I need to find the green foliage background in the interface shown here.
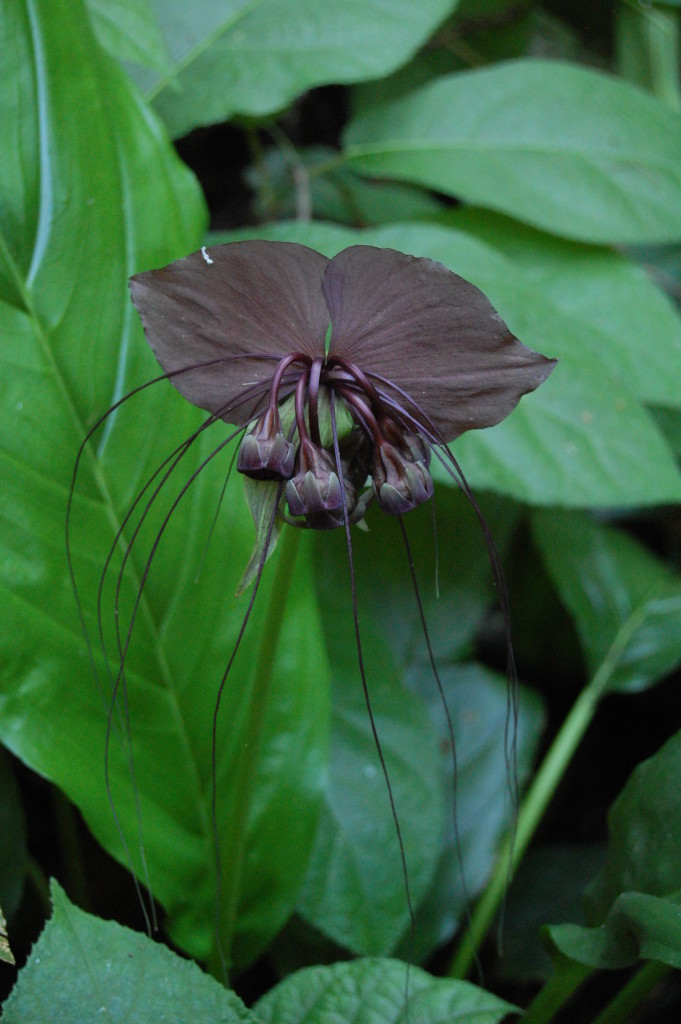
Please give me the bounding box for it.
[2,1,681,1020]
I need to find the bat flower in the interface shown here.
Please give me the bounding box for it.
[129,241,556,531]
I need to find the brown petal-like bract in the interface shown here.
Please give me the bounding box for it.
[323,245,556,440]
[129,240,330,424]
[130,240,555,440]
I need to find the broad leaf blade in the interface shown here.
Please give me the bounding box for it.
[2,882,253,1023]
[299,516,446,956]
[446,208,681,410]
[532,510,681,693]
[549,891,681,970]
[549,729,681,968]
[588,728,681,919]
[343,60,681,244]
[86,0,171,72]
[255,957,516,1024]
[134,0,461,137]
[399,664,545,962]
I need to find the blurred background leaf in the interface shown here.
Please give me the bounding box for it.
[115,0,462,137]
[343,60,681,243]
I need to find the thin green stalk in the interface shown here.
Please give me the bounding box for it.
[591,961,671,1024]
[522,957,593,1024]
[449,604,650,979]
[211,525,301,974]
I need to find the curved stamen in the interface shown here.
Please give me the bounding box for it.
[307,356,324,448]
[334,385,384,449]
[267,352,312,411]
[325,355,383,412]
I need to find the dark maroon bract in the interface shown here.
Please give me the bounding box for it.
[130,241,555,528]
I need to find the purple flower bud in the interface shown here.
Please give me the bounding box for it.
[286,441,343,526]
[237,407,295,480]
[372,441,434,515]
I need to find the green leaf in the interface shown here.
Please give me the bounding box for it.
[445,209,681,410]
[296,490,541,961]
[532,510,681,693]
[2,881,253,1023]
[398,663,545,962]
[86,0,171,73]
[298,515,446,956]
[548,728,681,968]
[588,728,681,920]
[214,219,681,507]
[343,60,681,244]
[500,843,605,982]
[133,0,461,138]
[0,1,328,972]
[548,891,681,970]
[255,957,517,1024]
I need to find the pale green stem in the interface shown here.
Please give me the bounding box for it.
[522,957,593,1024]
[209,525,301,977]
[591,961,671,1024]
[449,603,650,980]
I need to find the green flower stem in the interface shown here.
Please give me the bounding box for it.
[521,957,593,1024]
[449,603,650,980]
[590,961,671,1024]
[211,524,301,976]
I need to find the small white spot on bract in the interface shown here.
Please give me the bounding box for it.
[201,245,214,265]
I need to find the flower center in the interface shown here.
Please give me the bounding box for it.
[236,352,434,528]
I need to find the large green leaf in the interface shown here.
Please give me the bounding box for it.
[255,957,516,1024]
[398,663,545,962]
[2,882,253,1023]
[0,0,329,971]
[343,60,681,244]
[548,729,681,968]
[587,728,681,920]
[549,891,681,970]
[87,0,170,72]
[214,220,681,507]
[127,0,460,138]
[293,489,542,962]
[532,511,681,693]
[298,512,448,956]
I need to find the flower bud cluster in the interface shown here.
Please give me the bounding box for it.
[236,354,433,529]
